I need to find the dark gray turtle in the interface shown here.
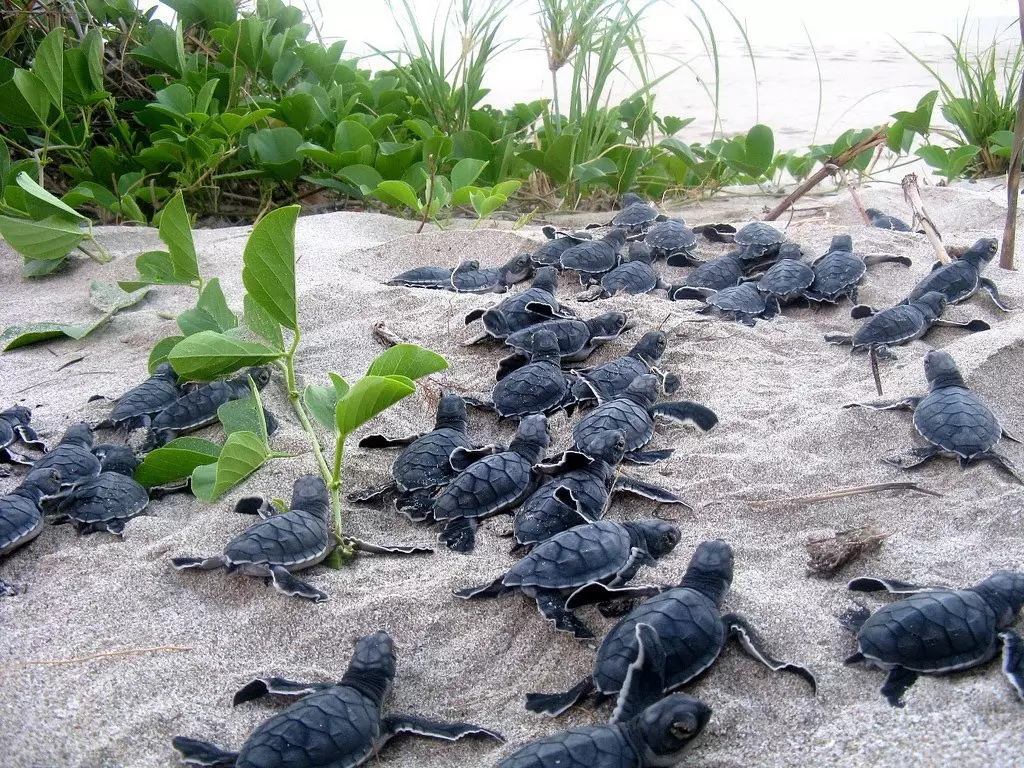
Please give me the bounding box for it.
[577,243,671,301]
[347,395,493,521]
[456,518,681,639]
[499,694,711,768]
[846,349,1022,481]
[756,257,815,305]
[173,630,503,768]
[906,237,1010,311]
[512,431,686,552]
[31,422,101,487]
[498,311,632,377]
[611,193,659,236]
[841,571,1024,707]
[733,221,785,261]
[804,235,911,304]
[573,374,717,465]
[668,250,745,294]
[147,367,272,448]
[560,229,628,279]
[866,207,911,232]
[531,226,591,269]
[0,406,45,465]
[571,330,680,408]
[430,414,549,553]
[645,218,700,266]
[46,446,149,536]
[825,291,989,356]
[0,468,62,596]
[450,253,535,293]
[466,331,576,420]
[526,540,816,719]
[386,265,454,289]
[173,476,430,602]
[95,362,182,430]
[670,282,780,326]
[464,267,575,344]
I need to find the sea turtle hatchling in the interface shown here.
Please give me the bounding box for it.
[576,242,672,302]
[47,446,149,536]
[732,221,785,261]
[464,267,575,344]
[0,406,46,465]
[497,311,632,378]
[571,330,680,408]
[866,207,911,232]
[645,218,700,265]
[560,229,628,280]
[499,694,712,768]
[429,414,550,553]
[531,227,592,269]
[449,253,535,293]
[845,349,1022,481]
[756,256,815,306]
[668,250,745,294]
[906,237,1011,311]
[525,539,817,720]
[0,468,62,596]
[386,265,455,290]
[31,422,101,487]
[670,282,780,326]
[456,518,681,639]
[94,362,182,430]
[804,235,911,305]
[172,476,430,602]
[841,571,1024,707]
[611,193,660,236]
[573,374,717,465]
[172,630,503,767]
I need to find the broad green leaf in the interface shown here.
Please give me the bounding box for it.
[168,330,283,380]
[335,374,415,439]
[149,335,185,372]
[17,172,88,222]
[159,191,200,282]
[248,127,304,180]
[302,373,350,431]
[743,124,775,176]
[451,129,493,161]
[338,164,383,195]
[133,250,183,285]
[218,398,264,439]
[573,157,617,184]
[492,180,521,198]
[191,431,270,501]
[88,281,151,313]
[451,158,487,191]
[12,70,51,125]
[471,192,505,220]
[0,215,84,262]
[151,82,193,119]
[373,180,421,212]
[0,137,9,200]
[0,321,96,351]
[367,344,447,379]
[134,436,221,487]
[334,120,375,153]
[33,28,64,112]
[243,293,285,350]
[242,205,299,331]
[21,257,65,278]
[177,278,238,336]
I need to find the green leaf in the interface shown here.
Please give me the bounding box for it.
[243,293,284,350]
[88,281,150,313]
[248,127,304,180]
[149,335,184,372]
[134,436,221,488]
[334,120,375,153]
[302,373,349,431]
[743,124,775,176]
[451,158,487,191]
[373,180,421,212]
[0,137,8,200]
[21,257,65,278]
[218,398,264,438]
[0,215,84,262]
[133,250,182,285]
[16,172,88,222]
[471,192,505,220]
[167,331,283,380]
[12,69,51,125]
[367,344,447,379]
[242,205,299,332]
[335,374,415,439]
[33,28,64,112]
[191,431,270,501]
[572,157,617,184]
[451,130,493,161]
[177,278,238,336]
[0,321,96,351]
[159,191,200,283]
[338,164,383,195]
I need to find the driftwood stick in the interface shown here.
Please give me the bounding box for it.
[10,645,192,669]
[901,173,948,264]
[747,482,941,508]
[848,184,870,224]
[764,126,889,222]
[999,0,1024,270]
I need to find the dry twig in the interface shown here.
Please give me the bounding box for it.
[10,645,192,670]
[901,174,948,264]
[999,0,1024,270]
[806,526,891,579]
[747,481,941,509]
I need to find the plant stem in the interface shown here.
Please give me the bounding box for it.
[999,0,1024,270]
[331,434,345,534]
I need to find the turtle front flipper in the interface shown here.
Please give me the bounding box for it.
[824,333,853,346]
[439,516,479,553]
[358,433,424,448]
[979,277,1013,311]
[449,445,503,472]
[534,589,595,639]
[723,613,817,693]
[850,304,878,319]
[233,496,275,518]
[931,318,991,333]
[880,666,919,707]
[0,578,18,597]
[382,713,504,744]
[497,352,530,380]
[846,576,936,594]
[347,482,398,503]
[973,450,1024,483]
[651,401,718,432]
[171,736,239,766]
[454,575,507,599]
[624,448,674,465]
[524,677,595,716]
[864,254,912,268]
[344,537,433,555]
[171,555,228,570]
[564,581,665,610]
[461,396,496,413]
[268,565,328,602]
[612,476,689,507]
[999,630,1024,699]
[882,445,940,470]
[232,676,334,706]
[610,623,666,723]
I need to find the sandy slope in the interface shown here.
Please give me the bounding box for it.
[1,181,1022,767]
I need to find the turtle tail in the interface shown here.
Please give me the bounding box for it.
[171,736,239,766]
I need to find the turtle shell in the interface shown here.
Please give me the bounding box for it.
[809,251,866,301]
[907,260,980,305]
[708,282,767,313]
[573,399,653,454]
[682,253,744,290]
[451,263,504,293]
[533,233,588,268]
[734,222,784,247]
[32,445,101,486]
[498,723,636,768]
[645,219,698,257]
[560,239,619,275]
[492,362,570,418]
[506,319,592,357]
[223,510,332,570]
[392,427,472,491]
[601,261,659,295]
[756,259,814,301]
[505,520,638,591]
[612,201,659,231]
[52,472,149,530]
[594,587,726,695]
[482,286,564,339]
[0,419,14,452]
[108,366,181,428]
[513,470,613,546]
[851,304,927,348]
[387,266,454,289]
[431,452,534,522]
[573,356,649,405]
[151,378,252,432]
[912,387,1001,459]
[857,589,998,673]
[0,494,44,556]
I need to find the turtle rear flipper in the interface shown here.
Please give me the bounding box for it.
[395,489,437,521]
[524,677,595,716]
[837,604,872,632]
[267,565,327,602]
[846,576,937,594]
[625,448,674,465]
[383,713,504,744]
[973,450,1024,483]
[668,286,712,302]
[651,401,718,432]
[999,630,1024,699]
[881,666,919,707]
[610,623,666,723]
[612,476,688,506]
[534,589,595,639]
[171,736,239,767]
[440,516,479,553]
[358,433,423,449]
[232,676,334,706]
[344,537,433,555]
[454,575,507,599]
[347,482,398,503]
[461,396,496,413]
[979,277,1012,311]
[723,613,817,693]
[171,555,227,570]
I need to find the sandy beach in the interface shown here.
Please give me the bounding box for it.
[1,180,1023,767]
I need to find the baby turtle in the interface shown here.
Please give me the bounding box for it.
[94,362,182,430]
[670,282,780,326]
[668,250,746,294]
[842,571,1024,707]
[512,431,685,552]
[47,446,149,536]
[560,229,628,279]
[498,311,632,377]
[825,291,988,356]
[756,257,815,305]
[430,414,550,553]
[499,694,711,768]
[147,367,272,448]
[526,540,816,719]
[466,331,576,420]
[577,243,671,301]
[173,630,503,767]
[457,518,680,639]
[906,237,1010,311]
[31,422,101,487]
[571,330,680,408]
[611,193,660,236]
[0,406,45,465]
[866,207,911,232]
[387,264,454,289]
[464,267,574,344]
[450,253,535,293]
[531,227,591,269]
[0,468,62,596]
[645,218,700,265]
[805,235,911,304]
[733,221,785,260]
[846,349,1022,481]
[573,374,717,465]
[173,476,430,602]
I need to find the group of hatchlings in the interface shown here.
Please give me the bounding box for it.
[0,193,1022,767]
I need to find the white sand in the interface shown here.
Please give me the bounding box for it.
[1,182,1023,767]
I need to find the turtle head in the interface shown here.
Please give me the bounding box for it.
[973,571,1024,627]
[626,241,653,264]
[604,228,628,250]
[777,242,803,260]
[632,693,712,762]
[829,235,853,253]
[246,367,272,390]
[585,311,631,340]
[21,467,62,500]
[624,374,660,408]
[532,266,559,294]
[578,429,627,465]
[455,259,481,272]
[864,207,884,221]
[501,252,535,282]
[434,394,469,431]
[679,539,733,606]
[290,475,330,518]
[152,362,178,382]
[629,519,682,560]
[510,414,550,463]
[341,630,397,704]
[61,422,95,449]
[528,330,562,364]
[631,330,668,362]
[959,237,999,268]
[96,445,139,476]
[620,192,645,208]
[1,405,32,426]
[923,349,966,390]
[914,291,947,321]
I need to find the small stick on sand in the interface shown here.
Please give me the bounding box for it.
[748,481,941,509]
[11,645,192,669]
[372,320,407,348]
[848,184,870,224]
[869,345,883,396]
[806,525,891,579]
[999,0,1024,269]
[901,173,948,264]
